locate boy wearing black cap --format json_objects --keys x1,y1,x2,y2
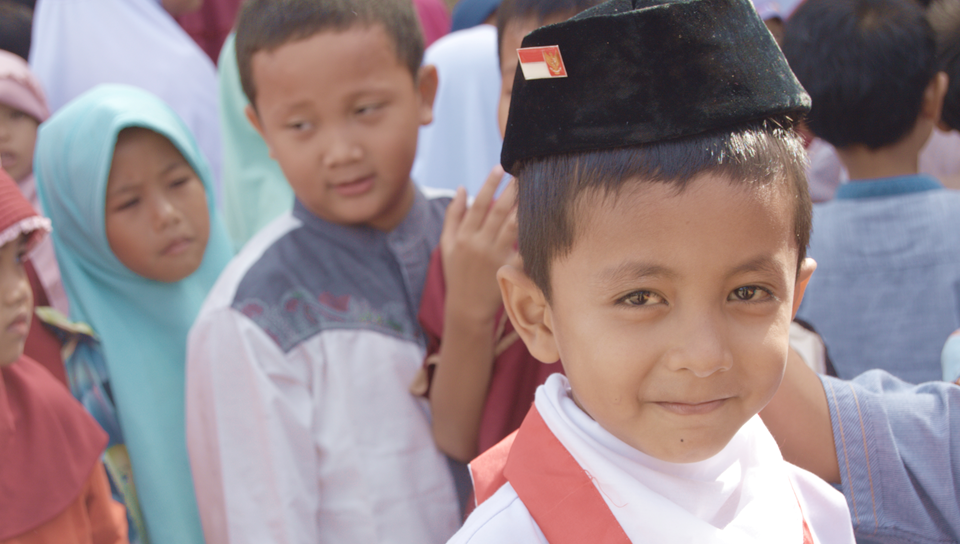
[{"x1": 448, "y1": 0, "x2": 856, "y2": 542}]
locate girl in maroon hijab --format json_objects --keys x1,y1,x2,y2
[{"x1": 0, "y1": 169, "x2": 127, "y2": 544}]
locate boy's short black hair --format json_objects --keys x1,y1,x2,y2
[
  {"x1": 0, "y1": 1, "x2": 32, "y2": 61},
  {"x1": 929, "y1": 0, "x2": 960, "y2": 131},
  {"x1": 514, "y1": 116, "x2": 811, "y2": 301},
  {"x1": 495, "y1": 0, "x2": 605, "y2": 65},
  {"x1": 236, "y1": 0, "x2": 424, "y2": 109},
  {"x1": 782, "y1": 0, "x2": 938, "y2": 149}
]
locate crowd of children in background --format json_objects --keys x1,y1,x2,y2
[{"x1": 1, "y1": 0, "x2": 960, "y2": 542}]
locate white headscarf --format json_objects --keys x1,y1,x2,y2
[
  {"x1": 412, "y1": 25, "x2": 503, "y2": 196},
  {"x1": 29, "y1": 0, "x2": 222, "y2": 190}
]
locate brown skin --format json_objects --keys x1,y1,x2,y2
[
  {"x1": 760, "y1": 346, "x2": 841, "y2": 484},
  {"x1": 0, "y1": 103, "x2": 39, "y2": 183},
  {"x1": 105, "y1": 128, "x2": 211, "y2": 283},
  {"x1": 0, "y1": 235, "x2": 32, "y2": 367},
  {"x1": 499, "y1": 176, "x2": 815, "y2": 463},
  {"x1": 245, "y1": 26, "x2": 438, "y2": 232},
  {"x1": 429, "y1": 168, "x2": 518, "y2": 462}
]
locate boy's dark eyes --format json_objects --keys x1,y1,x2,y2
[
  {"x1": 286, "y1": 121, "x2": 313, "y2": 131},
  {"x1": 728, "y1": 286, "x2": 772, "y2": 302},
  {"x1": 355, "y1": 103, "x2": 385, "y2": 116},
  {"x1": 170, "y1": 176, "x2": 191, "y2": 188},
  {"x1": 619, "y1": 290, "x2": 665, "y2": 306}
]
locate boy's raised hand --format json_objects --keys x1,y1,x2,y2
[{"x1": 440, "y1": 165, "x2": 519, "y2": 324}]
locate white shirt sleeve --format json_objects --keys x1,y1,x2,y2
[
  {"x1": 186, "y1": 306, "x2": 319, "y2": 544},
  {"x1": 447, "y1": 484, "x2": 547, "y2": 544}
]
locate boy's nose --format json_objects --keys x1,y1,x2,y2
[
  {"x1": 663, "y1": 313, "x2": 734, "y2": 378},
  {"x1": 322, "y1": 129, "x2": 363, "y2": 168}
]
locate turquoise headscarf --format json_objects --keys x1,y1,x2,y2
[
  {"x1": 218, "y1": 33, "x2": 293, "y2": 250},
  {"x1": 34, "y1": 84, "x2": 233, "y2": 544}
]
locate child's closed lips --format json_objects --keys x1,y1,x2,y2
[
  {"x1": 5, "y1": 310, "x2": 29, "y2": 337},
  {"x1": 160, "y1": 234, "x2": 196, "y2": 257},
  {"x1": 330, "y1": 173, "x2": 376, "y2": 197},
  {"x1": 0, "y1": 151, "x2": 18, "y2": 170}
]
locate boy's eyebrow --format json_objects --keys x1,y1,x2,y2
[
  {"x1": 726, "y1": 256, "x2": 786, "y2": 278},
  {"x1": 598, "y1": 261, "x2": 679, "y2": 283}
]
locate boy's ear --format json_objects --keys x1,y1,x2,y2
[
  {"x1": 244, "y1": 105, "x2": 275, "y2": 159},
  {"x1": 921, "y1": 71, "x2": 949, "y2": 124},
  {"x1": 498, "y1": 264, "x2": 561, "y2": 364},
  {"x1": 791, "y1": 258, "x2": 817, "y2": 318},
  {"x1": 416, "y1": 64, "x2": 439, "y2": 127}
]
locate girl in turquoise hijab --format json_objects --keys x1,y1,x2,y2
[{"x1": 34, "y1": 84, "x2": 233, "y2": 544}]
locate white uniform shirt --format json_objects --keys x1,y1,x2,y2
[{"x1": 187, "y1": 193, "x2": 459, "y2": 544}]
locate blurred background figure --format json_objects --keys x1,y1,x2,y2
[
  {"x1": 29, "y1": 0, "x2": 223, "y2": 195},
  {"x1": 175, "y1": 0, "x2": 240, "y2": 64},
  {"x1": 0, "y1": 0, "x2": 32, "y2": 61},
  {"x1": 415, "y1": 0, "x2": 453, "y2": 47}
]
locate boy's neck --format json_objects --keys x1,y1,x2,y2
[{"x1": 835, "y1": 123, "x2": 930, "y2": 182}]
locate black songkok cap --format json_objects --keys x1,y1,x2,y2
[{"x1": 500, "y1": 0, "x2": 811, "y2": 174}]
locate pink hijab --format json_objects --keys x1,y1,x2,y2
[{"x1": 0, "y1": 50, "x2": 68, "y2": 315}]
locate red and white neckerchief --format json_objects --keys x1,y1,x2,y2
[{"x1": 471, "y1": 406, "x2": 814, "y2": 544}]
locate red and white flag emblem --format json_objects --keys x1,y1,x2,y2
[{"x1": 517, "y1": 46, "x2": 567, "y2": 80}]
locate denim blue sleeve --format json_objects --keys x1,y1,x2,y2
[{"x1": 821, "y1": 371, "x2": 960, "y2": 544}]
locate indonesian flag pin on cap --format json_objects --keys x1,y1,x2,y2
[{"x1": 517, "y1": 46, "x2": 567, "y2": 80}]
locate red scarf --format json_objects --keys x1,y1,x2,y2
[
  {"x1": 0, "y1": 356, "x2": 107, "y2": 539},
  {"x1": 471, "y1": 406, "x2": 814, "y2": 544}
]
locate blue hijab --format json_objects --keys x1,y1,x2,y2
[{"x1": 34, "y1": 84, "x2": 233, "y2": 544}]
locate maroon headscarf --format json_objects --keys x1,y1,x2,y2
[{"x1": 0, "y1": 171, "x2": 107, "y2": 539}]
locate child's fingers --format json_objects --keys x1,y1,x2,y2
[
  {"x1": 440, "y1": 187, "x2": 468, "y2": 243},
  {"x1": 480, "y1": 177, "x2": 517, "y2": 239},
  {"x1": 462, "y1": 165, "x2": 505, "y2": 232}
]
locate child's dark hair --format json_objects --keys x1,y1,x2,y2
[
  {"x1": 0, "y1": 1, "x2": 32, "y2": 61},
  {"x1": 782, "y1": 0, "x2": 938, "y2": 149},
  {"x1": 495, "y1": 0, "x2": 605, "y2": 66},
  {"x1": 514, "y1": 117, "x2": 811, "y2": 300},
  {"x1": 236, "y1": 0, "x2": 424, "y2": 109},
  {"x1": 929, "y1": 0, "x2": 960, "y2": 131}
]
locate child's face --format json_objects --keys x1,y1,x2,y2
[
  {"x1": 105, "y1": 128, "x2": 210, "y2": 283},
  {"x1": 247, "y1": 25, "x2": 437, "y2": 231},
  {"x1": 0, "y1": 103, "x2": 39, "y2": 182},
  {"x1": 0, "y1": 235, "x2": 32, "y2": 366},
  {"x1": 503, "y1": 175, "x2": 813, "y2": 463}
]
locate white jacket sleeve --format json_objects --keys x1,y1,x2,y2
[{"x1": 186, "y1": 306, "x2": 319, "y2": 544}]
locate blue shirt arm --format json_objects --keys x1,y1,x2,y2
[{"x1": 821, "y1": 371, "x2": 960, "y2": 544}]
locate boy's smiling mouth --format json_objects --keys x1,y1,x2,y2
[{"x1": 655, "y1": 398, "x2": 729, "y2": 415}]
